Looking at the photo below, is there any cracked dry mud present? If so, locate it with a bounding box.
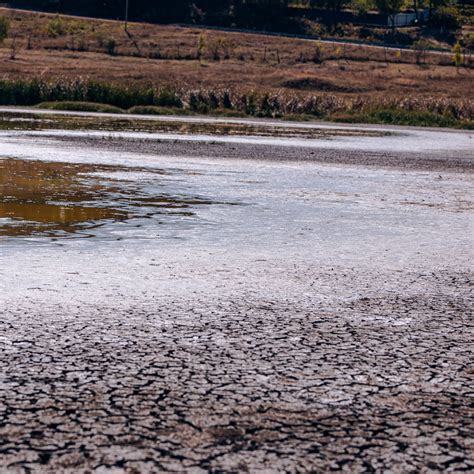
[1,125,474,472]
[2,268,473,472]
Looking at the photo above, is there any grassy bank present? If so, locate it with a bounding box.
[1,79,473,129]
[330,109,473,128]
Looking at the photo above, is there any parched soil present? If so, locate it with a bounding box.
[64,134,474,172]
[1,266,473,472]
[0,7,472,101]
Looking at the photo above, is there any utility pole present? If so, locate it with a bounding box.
[125,0,129,32]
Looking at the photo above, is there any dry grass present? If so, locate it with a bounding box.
[0,7,472,105]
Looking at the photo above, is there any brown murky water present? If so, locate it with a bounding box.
[0,158,217,238]
[0,159,126,236]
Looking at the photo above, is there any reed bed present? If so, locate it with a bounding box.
[0,78,472,127]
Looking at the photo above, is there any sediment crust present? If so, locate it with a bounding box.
[1,267,473,472]
[58,135,474,172]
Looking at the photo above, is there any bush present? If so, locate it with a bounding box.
[105,38,116,55]
[464,33,474,52]
[46,17,66,37]
[222,90,233,109]
[359,27,372,39]
[0,16,10,43]
[258,94,281,118]
[128,105,182,115]
[313,42,324,64]
[453,41,463,68]
[330,108,464,128]
[45,16,88,37]
[36,101,124,113]
[380,31,413,46]
[189,91,210,113]
[352,0,371,17]
[430,7,460,31]
[154,89,183,108]
[244,93,258,116]
[413,39,431,64]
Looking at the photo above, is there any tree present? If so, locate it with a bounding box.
[453,41,462,70]
[375,0,403,29]
[351,0,373,17]
[310,0,349,14]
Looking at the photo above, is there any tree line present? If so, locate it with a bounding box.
[10,1,286,21]
[8,0,459,29]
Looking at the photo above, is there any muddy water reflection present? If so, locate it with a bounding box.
[0,158,219,238]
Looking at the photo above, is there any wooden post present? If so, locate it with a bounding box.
[125,0,129,32]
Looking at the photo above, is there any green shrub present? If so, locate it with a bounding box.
[45,17,88,37]
[0,16,10,43]
[36,101,124,113]
[154,89,183,108]
[197,33,206,61]
[105,38,116,55]
[258,94,282,118]
[352,0,372,17]
[313,41,324,63]
[46,17,66,37]
[430,7,460,31]
[189,92,211,113]
[453,41,463,68]
[464,33,474,52]
[244,93,258,116]
[222,90,232,109]
[413,39,431,64]
[128,105,181,115]
[330,108,465,128]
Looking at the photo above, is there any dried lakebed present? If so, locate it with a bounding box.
[0,119,473,472]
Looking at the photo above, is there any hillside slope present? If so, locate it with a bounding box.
[0,8,472,99]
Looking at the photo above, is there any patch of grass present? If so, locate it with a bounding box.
[45,16,89,38]
[127,105,188,115]
[211,109,248,118]
[37,101,124,114]
[282,77,359,93]
[283,114,315,122]
[330,108,474,129]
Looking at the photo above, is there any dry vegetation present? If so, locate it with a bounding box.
[0,7,472,126]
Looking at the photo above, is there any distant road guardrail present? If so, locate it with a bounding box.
[0,5,453,55]
[175,23,453,55]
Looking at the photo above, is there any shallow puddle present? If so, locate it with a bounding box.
[0,158,220,238]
